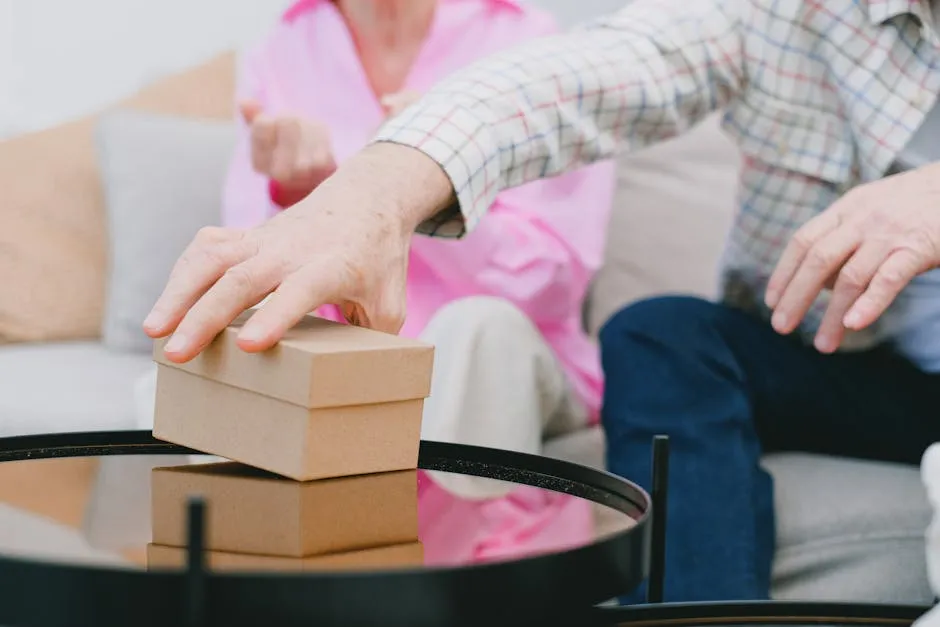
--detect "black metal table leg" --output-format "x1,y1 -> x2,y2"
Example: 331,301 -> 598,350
647,435 -> 670,604
185,498 -> 207,627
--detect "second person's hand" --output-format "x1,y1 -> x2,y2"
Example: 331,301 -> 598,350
765,162 -> 940,352
240,100 -> 337,193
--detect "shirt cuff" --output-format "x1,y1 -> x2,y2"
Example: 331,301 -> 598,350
372,101 -> 502,238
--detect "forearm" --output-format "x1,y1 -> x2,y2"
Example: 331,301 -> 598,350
374,0 -> 744,235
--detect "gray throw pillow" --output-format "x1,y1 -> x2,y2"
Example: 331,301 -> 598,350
95,110 -> 236,353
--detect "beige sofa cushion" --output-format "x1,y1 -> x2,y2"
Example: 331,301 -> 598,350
0,52 -> 236,344
586,116 -> 740,334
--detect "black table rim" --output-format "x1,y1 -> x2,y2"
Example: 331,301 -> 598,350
593,600 -> 931,626
0,430 -> 651,627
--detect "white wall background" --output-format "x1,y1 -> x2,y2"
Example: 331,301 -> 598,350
0,0 -> 629,140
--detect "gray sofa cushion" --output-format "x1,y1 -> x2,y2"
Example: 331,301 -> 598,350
95,110 -> 234,353
545,426 -> 933,604
765,453 -> 932,604
0,342 -> 153,436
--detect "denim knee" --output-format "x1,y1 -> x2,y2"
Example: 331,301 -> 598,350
599,295 -> 723,355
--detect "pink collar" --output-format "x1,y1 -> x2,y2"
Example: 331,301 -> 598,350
283,0 -> 524,23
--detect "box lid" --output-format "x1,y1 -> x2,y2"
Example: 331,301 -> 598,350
154,312 -> 434,409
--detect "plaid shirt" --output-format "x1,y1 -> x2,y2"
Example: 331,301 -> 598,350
376,0 -> 940,351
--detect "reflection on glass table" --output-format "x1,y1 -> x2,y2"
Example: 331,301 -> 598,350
0,454 -> 635,574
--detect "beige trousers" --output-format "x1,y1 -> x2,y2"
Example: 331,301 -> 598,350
416,296 -> 587,498
133,296 -> 587,499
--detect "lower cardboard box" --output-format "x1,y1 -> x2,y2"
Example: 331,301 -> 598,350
151,462 -> 419,557
146,541 -> 425,572
153,364 -> 424,481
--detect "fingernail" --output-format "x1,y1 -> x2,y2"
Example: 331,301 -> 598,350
844,310 -> 861,329
143,311 -> 163,331
771,311 -> 788,332
238,326 -> 264,345
164,333 -> 187,354
815,333 -> 834,354
765,289 -> 779,309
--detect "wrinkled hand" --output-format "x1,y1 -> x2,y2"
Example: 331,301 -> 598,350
240,100 -> 337,191
143,143 -> 455,363
765,163 -> 940,353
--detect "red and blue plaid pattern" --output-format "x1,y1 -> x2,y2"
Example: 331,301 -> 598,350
376,0 -> 940,348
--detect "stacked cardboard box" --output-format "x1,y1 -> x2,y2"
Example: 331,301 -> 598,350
147,462 -> 424,571
146,313 -> 434,572
151,312 -> 435,481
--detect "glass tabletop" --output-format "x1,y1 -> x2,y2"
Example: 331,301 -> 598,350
0,451 -> 637,574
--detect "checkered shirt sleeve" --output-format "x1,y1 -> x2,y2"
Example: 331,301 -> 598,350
373,0 -> 745,237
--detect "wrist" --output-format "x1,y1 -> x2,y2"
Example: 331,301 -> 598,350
356,142 -> 458,232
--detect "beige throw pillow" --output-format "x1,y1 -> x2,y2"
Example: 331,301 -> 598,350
0,52 -> 236,343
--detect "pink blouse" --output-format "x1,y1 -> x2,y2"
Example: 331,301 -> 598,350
222,0 -> 616,422
222,0 -> 616,565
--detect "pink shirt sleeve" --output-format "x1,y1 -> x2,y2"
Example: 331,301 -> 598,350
221,49 -> 280,230
408,161 -> 616,325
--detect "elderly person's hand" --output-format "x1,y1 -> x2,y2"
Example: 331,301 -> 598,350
240,100 -> 337,193
142,143 -> 454,363
765,162 -> 940,353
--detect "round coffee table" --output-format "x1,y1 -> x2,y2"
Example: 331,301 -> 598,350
0,430 -> 652,627
0,431 -> 929,627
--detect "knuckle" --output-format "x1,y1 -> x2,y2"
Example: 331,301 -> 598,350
252,125 -> 272,145
874,267 -> 906,291
222,265 -> 257,295
192,229 -> 247,268
837,265 -> 867,291
282,117 -> 301,135
807,247 -> 835,270
790,231 -> 815,254
907,228 -> 937,255
197,246 -> 232,270
194,226 -> 231,246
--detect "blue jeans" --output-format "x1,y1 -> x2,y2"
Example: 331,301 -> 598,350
600,296 -> 940,603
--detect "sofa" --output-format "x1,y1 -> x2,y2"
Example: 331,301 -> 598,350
0,50 -> 933,603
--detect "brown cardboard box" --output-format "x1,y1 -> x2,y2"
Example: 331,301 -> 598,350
151,463 -> 419,557
152,313 -> 434,480
146,541 -> 425,572
154,312 -> 434,409
154,366 -> 425,480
